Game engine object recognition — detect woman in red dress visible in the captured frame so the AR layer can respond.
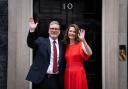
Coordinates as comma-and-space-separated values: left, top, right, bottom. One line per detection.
63, 24, 92, 89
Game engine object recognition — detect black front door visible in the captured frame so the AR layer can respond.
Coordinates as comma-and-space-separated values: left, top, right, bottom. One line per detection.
33, 0, 102, 89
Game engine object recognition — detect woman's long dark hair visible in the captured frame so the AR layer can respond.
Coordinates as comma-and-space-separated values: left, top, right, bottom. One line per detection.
63, 24, 80, 44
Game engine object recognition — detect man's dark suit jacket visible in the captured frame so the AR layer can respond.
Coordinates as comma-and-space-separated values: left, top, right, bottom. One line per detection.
26, 32, 65, 87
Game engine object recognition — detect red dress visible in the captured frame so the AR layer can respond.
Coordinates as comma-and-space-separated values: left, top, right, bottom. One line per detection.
64, 42, 89, 89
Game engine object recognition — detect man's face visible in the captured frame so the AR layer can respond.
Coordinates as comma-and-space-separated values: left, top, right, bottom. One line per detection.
48, 24, 60, 40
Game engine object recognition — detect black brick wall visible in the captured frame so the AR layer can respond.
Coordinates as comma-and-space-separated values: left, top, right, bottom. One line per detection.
0, 0, 8, 89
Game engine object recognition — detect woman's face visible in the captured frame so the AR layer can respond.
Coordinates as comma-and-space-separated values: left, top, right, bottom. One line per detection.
68, 27, 77, 40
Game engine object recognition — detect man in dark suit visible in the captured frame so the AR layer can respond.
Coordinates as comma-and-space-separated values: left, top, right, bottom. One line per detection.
26, 17, 64, 89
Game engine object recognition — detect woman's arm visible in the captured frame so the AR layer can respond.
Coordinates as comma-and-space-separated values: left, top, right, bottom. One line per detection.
78, 29, 92, 56
81, 39, 92, 56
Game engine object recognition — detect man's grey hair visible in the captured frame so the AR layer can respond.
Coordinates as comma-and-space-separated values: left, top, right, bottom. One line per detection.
49, 21, 60, 26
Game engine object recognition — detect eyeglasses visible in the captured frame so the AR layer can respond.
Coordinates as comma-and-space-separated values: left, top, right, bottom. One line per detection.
49, 28, 60, 30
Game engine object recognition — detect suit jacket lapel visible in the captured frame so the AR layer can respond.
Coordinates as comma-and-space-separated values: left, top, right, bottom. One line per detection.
58, 41, 62, 64
47, 38, 51, 62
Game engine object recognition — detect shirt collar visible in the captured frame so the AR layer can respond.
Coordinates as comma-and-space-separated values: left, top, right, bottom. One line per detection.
49, 37, 58, 44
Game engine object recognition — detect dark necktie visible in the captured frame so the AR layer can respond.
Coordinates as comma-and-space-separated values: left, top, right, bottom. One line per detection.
53, 40, 58, 73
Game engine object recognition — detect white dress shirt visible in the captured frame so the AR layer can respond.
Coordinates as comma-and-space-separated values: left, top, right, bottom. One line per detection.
46, 37, 59, 74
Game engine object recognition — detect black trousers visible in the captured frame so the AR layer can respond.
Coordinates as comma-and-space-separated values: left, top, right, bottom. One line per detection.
33, 74, 60, 89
